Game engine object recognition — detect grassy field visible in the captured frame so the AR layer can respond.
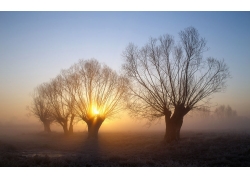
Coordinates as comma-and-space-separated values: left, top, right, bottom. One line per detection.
0, 126, 250, 167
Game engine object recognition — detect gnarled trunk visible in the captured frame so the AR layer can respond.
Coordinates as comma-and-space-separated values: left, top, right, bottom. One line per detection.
164, 104, 190, 143
69, 124, 73, 134
43, 122, 51, 133
62, 121, 69, 135
164, 108, 175, 143
87, 117, 104, 139
164, 115, 184, 143
68, 115, 75, 134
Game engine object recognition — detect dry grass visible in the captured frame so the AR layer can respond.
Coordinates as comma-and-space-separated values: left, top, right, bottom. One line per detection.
0, 127, 250, 167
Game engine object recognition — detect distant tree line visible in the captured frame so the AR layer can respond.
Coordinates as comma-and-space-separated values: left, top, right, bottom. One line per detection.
214, 105, 237, 119
190, 104, 238, 120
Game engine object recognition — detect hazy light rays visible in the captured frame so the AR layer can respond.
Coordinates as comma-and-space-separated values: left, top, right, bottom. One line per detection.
58, 59, 128, 130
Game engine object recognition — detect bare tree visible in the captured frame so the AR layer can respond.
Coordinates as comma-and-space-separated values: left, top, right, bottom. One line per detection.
42, 76, 76, 135
28, 84, 53, 132
66, 59, 128, 139
122, 27, 230, 143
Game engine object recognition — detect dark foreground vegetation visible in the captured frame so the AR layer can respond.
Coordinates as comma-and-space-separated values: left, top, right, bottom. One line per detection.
1, 127, 250, 167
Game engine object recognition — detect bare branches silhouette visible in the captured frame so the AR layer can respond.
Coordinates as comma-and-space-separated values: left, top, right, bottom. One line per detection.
27, 84, 53, 132
122, 27, 230, 143
29, 59, 128, 138
65, 59, 128, 138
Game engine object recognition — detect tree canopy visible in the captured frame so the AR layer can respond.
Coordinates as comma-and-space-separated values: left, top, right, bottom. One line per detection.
122, 27, 230, 142
29, 59, 128, 138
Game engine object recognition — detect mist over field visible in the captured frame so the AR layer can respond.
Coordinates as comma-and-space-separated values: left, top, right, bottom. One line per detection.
1, 111, 250, 167
1, 106, 250, 133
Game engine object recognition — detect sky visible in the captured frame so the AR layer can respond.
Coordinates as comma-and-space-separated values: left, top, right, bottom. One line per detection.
0, 11, 250, 130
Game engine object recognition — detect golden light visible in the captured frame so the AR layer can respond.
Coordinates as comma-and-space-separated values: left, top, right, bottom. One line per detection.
93, 107, 100, 115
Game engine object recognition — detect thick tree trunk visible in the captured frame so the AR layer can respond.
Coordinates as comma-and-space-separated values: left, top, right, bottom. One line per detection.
43, 122, 51, 133
69, 124, 73, 134
69, 115, 74, 134
63, 122, 69, 135
176, 118, 183, 140
164, 118, 178, 143
171, 115, 184, 141
164, 104, 190, 143
87, 117, 104, 139
164, 108, 175, 143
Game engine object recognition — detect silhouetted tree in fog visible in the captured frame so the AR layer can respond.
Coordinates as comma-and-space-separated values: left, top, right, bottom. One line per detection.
28, 59, 128, 138
28, 84, 53, 132
122, 27, 230, 143
65, 59, 129, 139
42, 76, 76, 135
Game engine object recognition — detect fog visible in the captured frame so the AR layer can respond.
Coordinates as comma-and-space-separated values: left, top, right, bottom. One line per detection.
1, 105, 250, 167
1, 107, 250, 135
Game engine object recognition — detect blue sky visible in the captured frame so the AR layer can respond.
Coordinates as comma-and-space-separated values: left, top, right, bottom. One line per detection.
0, 11, 250, 124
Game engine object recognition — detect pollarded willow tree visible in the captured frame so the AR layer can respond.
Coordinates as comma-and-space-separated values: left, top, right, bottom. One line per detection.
28, 59, 128, 137
41, 76, 76, 135
28, 84, 53, 132
64, 59, 129, 139
122, 27, 230, 143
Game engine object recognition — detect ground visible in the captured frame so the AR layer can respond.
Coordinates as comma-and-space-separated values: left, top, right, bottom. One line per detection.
0, 126, 250, 167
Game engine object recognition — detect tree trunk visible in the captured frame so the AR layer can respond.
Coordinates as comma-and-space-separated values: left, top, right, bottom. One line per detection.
69, 124, 73, 134
171, 115, 184, 141
62, 122, 69, 135
43, 122, 51, 132
69, 115, 74, 134
164, 104, 190, 143
164, 118, 178, 143
87, 117, 104, 139
164, 108, 175, 143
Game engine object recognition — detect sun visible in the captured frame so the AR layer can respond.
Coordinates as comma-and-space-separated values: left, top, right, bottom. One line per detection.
93, 107, 99, 115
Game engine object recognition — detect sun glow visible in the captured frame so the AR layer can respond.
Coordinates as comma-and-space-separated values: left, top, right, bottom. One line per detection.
93, 107, 100, 115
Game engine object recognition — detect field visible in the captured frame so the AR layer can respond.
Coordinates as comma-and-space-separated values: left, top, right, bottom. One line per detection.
0, 126, 250, 167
